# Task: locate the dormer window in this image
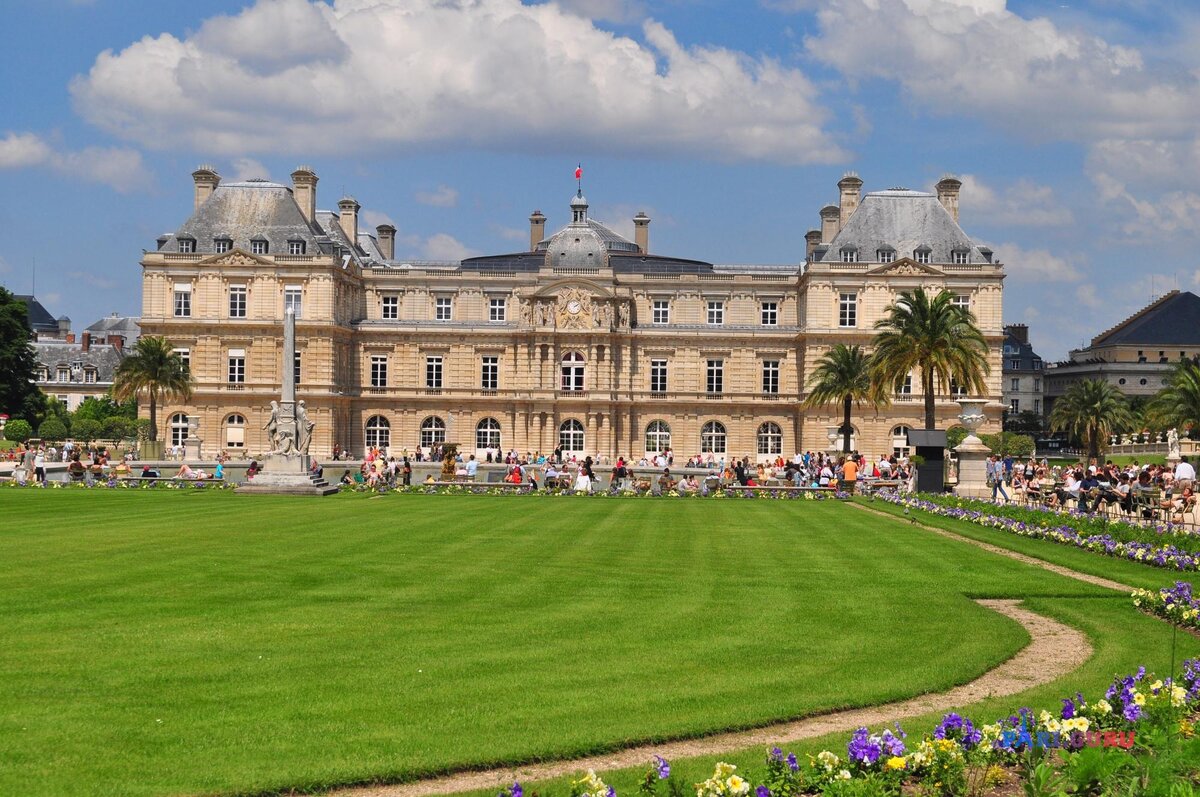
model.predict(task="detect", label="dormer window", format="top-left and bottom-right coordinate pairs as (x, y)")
top-left (287, 240), bottom-right (306, 255)
top-left (214, 238), bottom-right (232, 253)
top-left (84, 368), bottom-right (97, 384)
top-left (251, 239), bottom-right (268, 255)
top-left (914, 246), bottom-right (932, 264)
top-left (57, 366), bottom-right (70, 382)
top-left (840, 247), bottom-right (858, 263)
top-left (177, 238), bottom-right (196, 254)
top-left (877, 248), bottom-right (895, 263)
top-left (952, 248), bottom-right (969, 264)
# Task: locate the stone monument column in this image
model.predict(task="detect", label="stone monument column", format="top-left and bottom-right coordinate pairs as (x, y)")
top-left (953, 398), bottom-right (992, 499)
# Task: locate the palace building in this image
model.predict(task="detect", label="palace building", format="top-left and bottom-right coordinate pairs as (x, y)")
top-left (137, 168), bottom-right (1004, 460)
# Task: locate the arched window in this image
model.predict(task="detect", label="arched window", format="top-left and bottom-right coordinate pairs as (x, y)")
top-left (645, 420), bottom-right (671, 453)
top-left (225, 414), bottom-right (246, 449)
top-left (420, 416), bottom-right (446, 448)
top-left (891, 425), bottom-right (911, 457)
top-left (757, 422), bottom-right (782, 455)
top-left (560, 351), bottom-right (585, 392)
top-left (476, 418), bottom-right (501, 450)
top-left (169, 413), bottom-right (190, 447)
top-left (365, 415), bottom-right (390, 449)
top-left (559, 419), bottom-right (585, 453)
top-left (701, 421), bottom-right (726, 454)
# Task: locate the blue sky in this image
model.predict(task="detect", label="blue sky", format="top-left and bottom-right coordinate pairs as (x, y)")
top-left (3, 0), bottom-right (1200, 360)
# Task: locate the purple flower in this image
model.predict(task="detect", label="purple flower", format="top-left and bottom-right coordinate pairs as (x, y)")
top-left (847, 727), bottom-right (882, 766)
top-left (1061, 698), bottom-right (1075, 719)
top-left (512, 783), bottom-right (523, 797)
top-left (785, 753), bottom-right (798, 772)
top-left (768, 747), bottom-right (783, 763)
top-left (606, 787), bottom-right (616, 797)
top-left (1123, 703), bottom-right (1142, 722)
top-left (654, 756), bottom-right (670, 779)
top-left (756, 787), bottom-right (769, 797)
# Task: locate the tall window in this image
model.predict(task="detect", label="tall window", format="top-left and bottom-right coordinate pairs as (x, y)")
top-left (227, 349), bottom-right (245, 384)
top-left (229, 285), bottom-right (247, 318)
top-left (365, 415), bottom-right (390, 449)
top-left (950, 379), bottom-right (967, 397)
top-left (761, 301), bottom-right (778, 326)
top-left (645, 420), bottom-right (671, 453)
top-left (706, 300), bottom-right (724, 325)
top-left (56, 366), bottom-right (69, 382)
top-left (1034, 377), bottom-right (1041, 391)
top-left (476, 418), bottom-right (502, 450)
top-left (173, 284), bottom-right (191, 317)
top-left (382, 295), bottom-right (399, 320)
top-left (214, 238), bottom-right (231, 254)
top-left (706, 359), bottom-right (724, 394)
top-left (1011, 377), bottom-right (1020, 392)
top-left (559, 419), bottom-right (585, 453)
top-left (425, 356), bottom-right (443, 389)
top-left (288, 240), bottom-right (306, 255)
top-left (762, 360), bottom-right (780, 394)
top-left (952, 294), bottom-right (970, 311)
top-left (169, 413), bottom-right (190, 447)
top-left (294, 352), bottom-right (301, 385)
top-left (173, 348), bottom-right (190, 375)
top-left (420, 416), bottom-right (446, 447)
top-left (757, 422), bottom-right (782, 455)
top-left (561, 351), bottom-right (585, 392)
top-left (489, 298), bottom-right (506, 322)
top-left (895, 374), bottom-right (912, 396)
top-left (650, 359), bottom-right (667, 393)
top-left (370, 355), bottom-right (388, 388)
top-left (83, 368), bottom-right (97, 384)
top-left (652, 299), bottom-right (670, 325)
top-left (1033, 398), bottom-right (1041, 414)
top-left (701, 421), bottom-right (727, 454)
top-left (1010, 398), bottom-right (1020, 413)
top-left (891, 425), bottom-right (911, 457)
top-left (178, 238), bottom-right (196, 254)
top-left (481, 356), bottom-right (499, 390)
top-left (435, 297), bottom-right (452, 321)
top-left (251, 239), bottom-right (268, 255)
top-left (838, 292), bottom-right (857, 327)
top-left (284, 286), bottom-right (302, 318)
top-left (225, 414), bottom-right (246, 449)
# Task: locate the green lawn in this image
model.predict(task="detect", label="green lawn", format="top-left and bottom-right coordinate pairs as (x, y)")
top-left (0, 491), bottom-right (1139, 796)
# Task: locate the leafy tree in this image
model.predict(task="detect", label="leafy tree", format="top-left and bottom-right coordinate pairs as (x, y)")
top-left (4, 419), bottom-right (32, 443)
top-left (0, 287), bottom-right (42, 421)
top-left (1049, 379), bottom-right (1136, 463)
top-left (112, 336), bottom-right (192, 442)
top-left (803, 344), bottom-right (884, 453)
top-left (870, 287), bottom-right (990, 430)
top-left (72, 418), bottom-right (103, 442)
top-left (979, 432), bottom-right (1036, 458)
top-left (102, 416), bottom-right (136, 441)
top-left (39, 416), bottom-right (68, 441)
top-left (1148, 358), bottom-right (1200, 433)
top-left (74, 393), bottom-right (137, 424)
top-left (1003, 410), bottom-right (1045, 436)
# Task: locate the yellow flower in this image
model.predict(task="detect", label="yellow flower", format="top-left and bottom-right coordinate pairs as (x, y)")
top-left (1095, 699), bottom-right (1113, 715)
top-left (1133, 692), bottom-right (1146, 706)
top-left (726, 775), bottom-right (748, 795)
top-left (1151, 680), bottom-right (1164, 691)
top-left (714, 763), bottom-right (736, 780)
top-left (935, 739), bottom-right (956, 753)
top-left (817, 751), bottom-right (840, 771)
top-left (885, 756), bottom-right (906, 771)
top-left (1180, 719), bottom-right (1195, 739)
top-left (836, 770), bottom-right (852, 781)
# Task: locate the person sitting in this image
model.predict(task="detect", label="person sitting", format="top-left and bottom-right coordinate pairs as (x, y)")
top-left (679, 474), bottom-right (699, 493)
top-left (67, 457), bottom-right (87, 482)
top-left (112, 460), bottom-right (131, 477)
top-left (214, 462), bottom-right (225, 481)
top-left (654, 468), bottom-right (674, 495)
top-left (246, 461), bottom-right (259, 479)
top-left (1052, 470), bottom-right (1082, 509)
top-left (340, 469), bottom-right (353, 485)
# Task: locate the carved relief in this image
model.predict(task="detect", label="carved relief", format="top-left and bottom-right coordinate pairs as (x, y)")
top-left (212, 251), bottom-right (261, 267)
top-left (555, 287), bottom-right (593, 329)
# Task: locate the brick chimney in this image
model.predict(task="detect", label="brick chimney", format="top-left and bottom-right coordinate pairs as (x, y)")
top-left (1005, 324), bottom-right (1029, 345)
top-left (936, 176), bottom-right (962, 223)
top-left (805, 229), bottom-right (822, 259)
top-left (376, 224), bottom-right (396, 260)
top-left (192, 165), bottom-right (220, 210)
top-left (291, 166), bottom-right (318, 223)
top-left (838, 173), bottom-right (863, 227)
top-left (529, 210), bottom-right (546, 251)
top-left (107, 334), bottom-right (123, 352)
top-left (338, 196), bottom-right (360, 243)
top-left (819, 204), bottom-right (841, 244)
top-left (66, 333), bottom-right (75, 344)
top-left (81, 331), bottom-right (91, 352)
top-left (633, 211), bottom-right (650, 254)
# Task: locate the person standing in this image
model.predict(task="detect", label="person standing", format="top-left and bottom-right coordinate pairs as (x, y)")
top-left (1175, 455), bottom-right (1195, 492)
top-left (33, 447), bottom-right (46, 485)
top-left (841, 455), bottom-right (858, 494)
top-left (989, 455), bottom-right (1010, 503)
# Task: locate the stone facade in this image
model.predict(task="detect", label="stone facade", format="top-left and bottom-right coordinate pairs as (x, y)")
top-left (1001, 324), bottom-right (1045, 418)
top-left (138, 168), bottom-right (1004, 460)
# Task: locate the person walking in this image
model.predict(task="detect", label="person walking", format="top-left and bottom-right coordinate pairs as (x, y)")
top-left (989, 455), bottom-right (1009, 503)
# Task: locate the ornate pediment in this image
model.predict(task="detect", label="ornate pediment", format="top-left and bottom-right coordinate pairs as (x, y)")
top-left (199, 248), bottom-right (272, 267)
top-left (866, 258), bottom-right (944, 277)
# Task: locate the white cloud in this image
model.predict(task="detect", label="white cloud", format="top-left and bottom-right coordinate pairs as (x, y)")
top-left (70, 0), bottom-right (845, 164)
top-left (990, 242), bottom-right (1083, 282)
top-left (361, 210), bottom-right (477, 261)
top-left (1091, 173), bottom-right (1200, 238)
top-left (422, 232), bottom-right (479, 261)
top-left (0, 130), bottom-right (151, 193)
top-left (1075, 284), bottom-right (1103, 309)
top-left (491, 223), bottom-right (528, 242)
top-left (957, 174), bottom-right (1073, 227)
top-left (230, 157), bottom-right (270, 181)
top-left (361, 210), bottom-right (395, 231)
top-left (554, 0), bottom-right (645, 24)
top-left (415, 185), bottom-right (459, 208)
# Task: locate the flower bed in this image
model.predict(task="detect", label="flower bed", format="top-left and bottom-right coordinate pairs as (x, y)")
top-left (3, 478), bottom-right (233, 490)
top-left (1133, 581), bottom-right (1200, 631)
top-left (877, 492), bottom-right (1200, 571)
top-left (528, 660), bottom-right (1200, 797)
top-left (339, 483), bottom-right (848, 500)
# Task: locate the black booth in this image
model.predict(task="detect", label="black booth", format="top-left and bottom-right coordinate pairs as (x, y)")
top-left (907, 430), bottom-right (948, 494)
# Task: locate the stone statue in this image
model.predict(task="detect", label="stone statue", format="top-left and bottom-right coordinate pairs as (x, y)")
top-left (520, 299), bottom-right (532, 325)
top-left (296, 400), bottom-right (315, 457)
top-left (1169, 427), bottom-right (1180, 460)
top-left (618, 302), bottom-right (629, 328)
top-left (264, 401), bottom-right (280, 451)
top-left (535, 302), bottom-right (547, 326)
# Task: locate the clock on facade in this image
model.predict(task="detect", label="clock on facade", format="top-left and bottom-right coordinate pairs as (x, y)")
top-left (567, 300), bottom-right (582, 314)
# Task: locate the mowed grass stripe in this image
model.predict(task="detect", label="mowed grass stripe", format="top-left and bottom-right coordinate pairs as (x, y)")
top-left (0, 492), bottom-right (1109, 796)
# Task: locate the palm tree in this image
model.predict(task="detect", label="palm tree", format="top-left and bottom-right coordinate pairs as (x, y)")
top-left (870, 287), bottom-right (990, 430)
top-left (112, 336), bottom-right (192, 443)
top-left (804, 344), bottom-right (884, 453)
top-left (1049, 379), bottom-right (1135, 463)
top-left (1148, 357), bottom-right (1200, 433)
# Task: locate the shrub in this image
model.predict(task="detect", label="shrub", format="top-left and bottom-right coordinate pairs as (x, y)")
top-left (38, 417), bottom-right (68, 441)
top-left (4, 419), bottom-right (32, 443)
top-left (72, 418), bottom-right (103, 442)
top-left (103, 416), bottom-right (136, 440)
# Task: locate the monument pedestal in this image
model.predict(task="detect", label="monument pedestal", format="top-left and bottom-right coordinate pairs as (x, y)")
top-left (954, 439), bottom-right (993, 499)
top-left (237, 453), bottom-right (338, 496)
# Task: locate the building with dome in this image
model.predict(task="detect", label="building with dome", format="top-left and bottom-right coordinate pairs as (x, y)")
top-left (137, 168), bottom-right (1004, 460)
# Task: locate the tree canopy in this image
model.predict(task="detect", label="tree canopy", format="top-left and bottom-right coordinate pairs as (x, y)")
top-left (0, 287), bottom-right (43, 422)
top-left (112, 336), bottom-right (192, 442)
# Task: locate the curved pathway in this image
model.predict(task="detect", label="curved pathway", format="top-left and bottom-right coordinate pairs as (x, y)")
top-left (329, 599), bottom-right (1090, 797)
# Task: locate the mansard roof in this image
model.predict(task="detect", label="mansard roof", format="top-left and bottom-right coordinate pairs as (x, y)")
top-left (163, 180), bottom-right (329, 255)
top-left (12, 294), bottom-right (59, 334)
top-left (816, 189), bottom-right (986, 264)
top-left (1090, 290), bottom-right (1200, 347)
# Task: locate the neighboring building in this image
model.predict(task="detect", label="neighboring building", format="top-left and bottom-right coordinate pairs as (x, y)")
top-left (1045, 290), bottom-right (1200, 415)
top-left (12, 294), bottom-right (66, 339)
top-left (137, 167), bottom-right (1004, 459)
top-left (1001, 324), bottom-right (1045, 418)
top-left (32, 327), bottom-right (127, 412)
top-left (85, 313), bottom-right (141, 348)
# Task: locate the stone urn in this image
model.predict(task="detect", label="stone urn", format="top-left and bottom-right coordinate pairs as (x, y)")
top-left (826, 425), bottom-right (842, 453)
top-left (956, 399), bottom-right (989, 447)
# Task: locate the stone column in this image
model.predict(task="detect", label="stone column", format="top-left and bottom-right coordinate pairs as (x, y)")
top-left (954, 398), bottom-right (992, 499)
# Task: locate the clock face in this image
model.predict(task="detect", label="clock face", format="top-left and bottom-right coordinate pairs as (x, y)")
top-left (567, 300), bottom-right (582, 314)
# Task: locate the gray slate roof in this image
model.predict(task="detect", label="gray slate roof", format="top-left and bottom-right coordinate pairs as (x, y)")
top-left (1091, 291), bottom-right (1200, 347)
top-left (13, 294), bottom-right (59, 334)
top-left (85, 314), bottom-right (141, 342)
top-left (817, 189), bottom-right (986, 264)
top-left (163, 180), bottom-right (328, 256)
top-left (33, 340), bottom-right (125, 382)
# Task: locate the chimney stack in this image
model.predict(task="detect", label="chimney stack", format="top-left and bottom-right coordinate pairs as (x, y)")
top-left (376, 224), bottom-right (396, 260)
top-left (107, 334), bottom-right (123, 352)
top-left (291, 166), bottom-right (318, 223)
top-left (936, 175), bottom-right (962, 223)
top-left (838, 173), bottom-right (863, 227)
top-left (192, 165), bottom-right (220, 211)
top-left (66, 333), bottom-right (75, 344)
top-left (633, 211), bottom-right (650, 254)
top-left (805, 229), bottom-right (822, 260)
top-left (529, 210), bottom-right (546, 251)
top-left (819, 204), bottom-right (841, 244)
top-left (56, 316), bottom-right (71, 339)
top-left (1005, 324), bottom-right (1029, 345)
top-left (337, 196), bottom-right (360, 244)
top-left (81, 331), bottom-right (91, 352)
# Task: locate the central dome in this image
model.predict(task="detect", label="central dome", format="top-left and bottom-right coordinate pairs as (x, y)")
top-left (536, 192), bottom-right (640, 268)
